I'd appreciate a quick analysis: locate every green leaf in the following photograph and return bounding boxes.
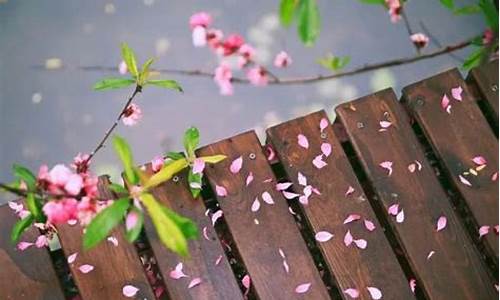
[280,0,297,27]
[138,58,155,85]
[183,127,200,160]
[317,54,351,72]
[140,193,189,256]
[121,43,139,77]
[144,158,188,189]
[93,78,135,91]
[12,164,36,190]
[125,208,144,243]
[161,206,198,239]
[113,135,138,185]
[26,193,43,221]
[440,0,454,10]
[83,198,130,250]
[297,0,320,46]
[478,0,498,29]
[108,183,129,195]
[188,168,202,198]
[166,151,185,161]
[200,155,227,164]
[145,79,183,92]
[11,214,34,243]
[463,46,485,70]
[453,4,480,15]
[357,0,385,5]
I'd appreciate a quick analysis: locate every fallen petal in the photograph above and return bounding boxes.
[479,225,490,238]
[472,156,487,166]
[313,155,328,169]
[122,285,139,297]
[408,163,416,173]
[396,209,405,223]
[354,239,367,249]
[276,182,293,191]
[297,172,307,186]
[230,156,243,174]
[436,216,447,232]
[344,230,353,246]
[343,214,361,224]
[492,172,498,181]
[215,255,223,266]
[188,277,202,289]
[202,226,210,241]
[215,185,228,197]
[67,252,78,264]
[321,143,332,157]
[242,274,251,289]
[283,260,290,273]
[169,262,187,279]
[246,172,254,186]
[367,286,382,300]
[320,118,329,132]
[17,241,34,251]
[79,264,94,274]
[211,210,223,226]
[262,191,274,204]
[295,283,311,294]
[364,219,376,231]
[427,250,435,260]
[251,198,261,212]
[379,161,393,176]
[409,278,416,293]
[107,236,118,247]
[345,186,355,196]
[379,121,392,129]
[451,86,463,101]
[441,94,450,110]
[297,134,309,149]
[299,195,309,205]
[315,231,334,242]
[283,191,300,199]
[344,288,360,298]
[388,203,399,216]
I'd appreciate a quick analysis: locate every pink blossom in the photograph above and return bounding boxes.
[49,164,72,186]
[17,241,34,251]
[386,0,401,23]
[410,33,429,49]
[189,12,212,29]
[483,28,494,45]
[206,29,224,49]
[214,63,233,95]
[238,44,256,68]
[192,26,207,47]
[71,153,90,174]
[43,198,78,224]
[122,103,142,126]
[192,158,206,174]
[151,156,164,173]
[126,211,139,231]
[118,61,128,75]
[274,51,292,68]
[221,34,244,56]
[247,66,268,86]
[64,174,83,196]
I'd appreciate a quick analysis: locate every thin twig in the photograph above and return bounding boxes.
[85,85,142,163]
[419,21,465,63]
[36,36,474,86]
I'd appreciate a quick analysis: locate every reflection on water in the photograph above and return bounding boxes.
[0,0,485,197]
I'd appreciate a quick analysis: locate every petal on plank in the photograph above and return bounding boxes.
[78,264,94,274]
[122,285,139,298]
[343,214,361,224]
[367,286,382,300]
[262,191,274,204]
[379,161,393,176]
[436,216,447,232]
[251,197,261,212]
[344,230,353,246]
[344,288,360,298]
[229,156,243,174]
[188,277,202,289]
[364,219,376,231]
[321,143,332,157]
[451,86,463,101]
[315,231,334,242]
[295,283,311,294]
[479,225,490,238]
[297,134,309,149]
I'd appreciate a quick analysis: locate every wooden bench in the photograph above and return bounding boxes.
[1,60,498,300]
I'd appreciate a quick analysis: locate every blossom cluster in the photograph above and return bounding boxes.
[189,12,292,95]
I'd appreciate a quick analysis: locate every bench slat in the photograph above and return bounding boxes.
[267,111,414,299]
[0,203,65,300]
[142,166,243,300]
[336,89,496,300]
[467,60,499,121]
[198,131,330,299]
[56,176,155,300]
[402,69,499,261]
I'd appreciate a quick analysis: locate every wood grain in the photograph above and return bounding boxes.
[402,69,499,262]
[0,202,65,300]
[141,165,243,300]
[267,110,414,300]
[197,131,331,299]
[336,88,496,300]
[56,176,155,300]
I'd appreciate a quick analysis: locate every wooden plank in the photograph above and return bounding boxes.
[267,110,415,300]
[467,60,499,121]
[141,165,243,300]
[402,69,499,261]
[197,131,331,299]
[336,88,496,300]
[56,176,155,300]
[0,202,65,300]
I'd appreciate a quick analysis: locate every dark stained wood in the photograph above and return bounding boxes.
[0,202,65,300]
[56,176,155,300]
[336,89,496,300]
[267,110,414,300]
[402,69,499,262]
[467,60,499,121]
[141,165,243,300]
[197,131,330,299]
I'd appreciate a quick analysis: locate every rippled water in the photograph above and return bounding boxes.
[0,0,485,199]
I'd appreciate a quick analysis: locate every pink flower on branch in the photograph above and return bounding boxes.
[214,63,234,95]
[122,103,142,126]
[410,33,429,49]
[247,66,268,86]
[274,51,292,68]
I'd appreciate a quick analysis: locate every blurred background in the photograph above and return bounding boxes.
[0,0,486,197]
